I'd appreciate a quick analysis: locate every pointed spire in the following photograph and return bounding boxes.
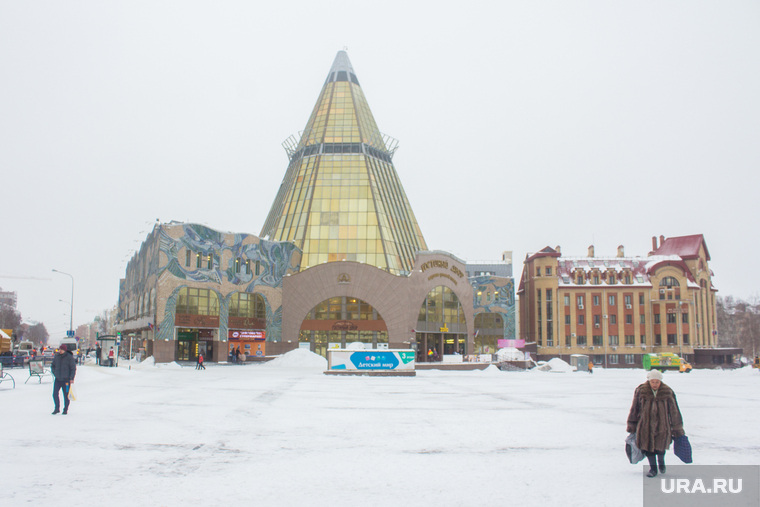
[326,50,358,85]
[261,52,427,274]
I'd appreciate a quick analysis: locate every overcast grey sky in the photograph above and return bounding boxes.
[2,1,758,339]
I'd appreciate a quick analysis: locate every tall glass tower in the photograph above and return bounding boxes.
[261,51,427,274]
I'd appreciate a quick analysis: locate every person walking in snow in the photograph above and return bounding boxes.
[51,344,76,415]
[588,361,594,374]
[196,353,205,370]
[626,369,685,477]
[108,347,115,367]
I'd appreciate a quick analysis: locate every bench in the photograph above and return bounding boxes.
[0,363,15,389]
[25,360,52,384]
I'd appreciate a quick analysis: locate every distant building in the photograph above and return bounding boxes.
[0,287,17,310]
[518,235,734,368]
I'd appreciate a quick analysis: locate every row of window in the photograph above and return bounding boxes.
[175,288,265,319]
[566,312,688,326]
[182,250,261,276]
[542,333,690,347]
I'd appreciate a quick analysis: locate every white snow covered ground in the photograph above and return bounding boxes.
[1,351,758,506]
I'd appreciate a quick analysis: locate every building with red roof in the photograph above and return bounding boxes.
[518,235,736,368]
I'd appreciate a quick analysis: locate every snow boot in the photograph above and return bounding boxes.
[658,455,666,474]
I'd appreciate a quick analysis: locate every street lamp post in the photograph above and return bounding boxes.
[52,269,74,336]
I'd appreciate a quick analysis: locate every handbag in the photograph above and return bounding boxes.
[625,433,645,464]
[67,383,77,402]
[673,435,692,463]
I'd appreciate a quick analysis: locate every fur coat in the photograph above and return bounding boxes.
[626,381,685,453]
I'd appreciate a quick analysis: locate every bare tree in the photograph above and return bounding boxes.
[25,323,49,348]
[0,307,22,341]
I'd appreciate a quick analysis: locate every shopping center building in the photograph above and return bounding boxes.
[116,51,516,362]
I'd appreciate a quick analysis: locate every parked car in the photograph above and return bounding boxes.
[13,350,32,367]
[0,350,31,368]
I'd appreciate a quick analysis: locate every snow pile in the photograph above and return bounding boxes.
[346,342,366,350]
[496,347,524,362]
[478,364,503,376]
[535,357,573,373]
[154,360,183,369]
[263,348,327,369]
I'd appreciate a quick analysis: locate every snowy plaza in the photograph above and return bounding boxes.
[1,351,758,506]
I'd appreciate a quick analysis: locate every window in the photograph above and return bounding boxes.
[660,276,680,288]
[578,314,585,325]
[176,287,220,316]
[564,295,570,306]
[593,295,600,306]
[655,334,662,345]
[608,295,616,306]
[625,335,635,346]
[536,267,541,277]
[639,294,644,305]
[594,315,601,326]
[244,260,251,275]
[593,335,603,346]
[625,354,635,364]
[593,275,600,285]
[682,312,688,324]
[207,255,213,270]
[640,334,646,345]
[577,335,587,346]
[640,315,645,325]
[624,295,632,306]
[545,267,552,276]
[546,289,552,301]
[229,292,266,319]
[235,258,241,273]
[610,315,617,325]
[565,335,572,347]
[565,315,571,325]
[667,334,677,345]
[625,274,631,285]
[625,314,632,324]
[255,261,261,275]
[185,250,192,267]
[654,314,661,324]
[577,295,584,308]
[683,334,689,344]
[609,335,619,346]
[667,313,676,324]
[608,272,616,285]
[609,354,619,364]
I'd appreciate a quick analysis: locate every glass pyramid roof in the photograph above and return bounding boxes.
[261,51,427,274]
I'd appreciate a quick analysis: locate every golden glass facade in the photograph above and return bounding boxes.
[261,51,427,274]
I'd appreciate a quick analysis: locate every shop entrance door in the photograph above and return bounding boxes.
[177,340,193,361]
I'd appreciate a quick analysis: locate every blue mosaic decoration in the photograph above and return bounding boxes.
[470,276,516,340]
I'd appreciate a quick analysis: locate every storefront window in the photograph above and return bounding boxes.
[229,292,265,319]
[176,287,220,316]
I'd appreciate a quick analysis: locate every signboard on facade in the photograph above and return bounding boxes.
[498,339,526,348]
[228,330,266,341]
[328,350,415,372]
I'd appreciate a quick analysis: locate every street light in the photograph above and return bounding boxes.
[52,269,74,336]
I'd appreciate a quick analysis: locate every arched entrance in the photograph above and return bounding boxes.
[416,286,467,361]
[299,296,388,357]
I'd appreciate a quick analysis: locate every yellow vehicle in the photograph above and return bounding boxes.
[0,329,12,354]
[642,353,692,373]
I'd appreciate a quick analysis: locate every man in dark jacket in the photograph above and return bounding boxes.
[51,344,77,415]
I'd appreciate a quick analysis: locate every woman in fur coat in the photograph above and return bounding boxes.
[626,369,685,477]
